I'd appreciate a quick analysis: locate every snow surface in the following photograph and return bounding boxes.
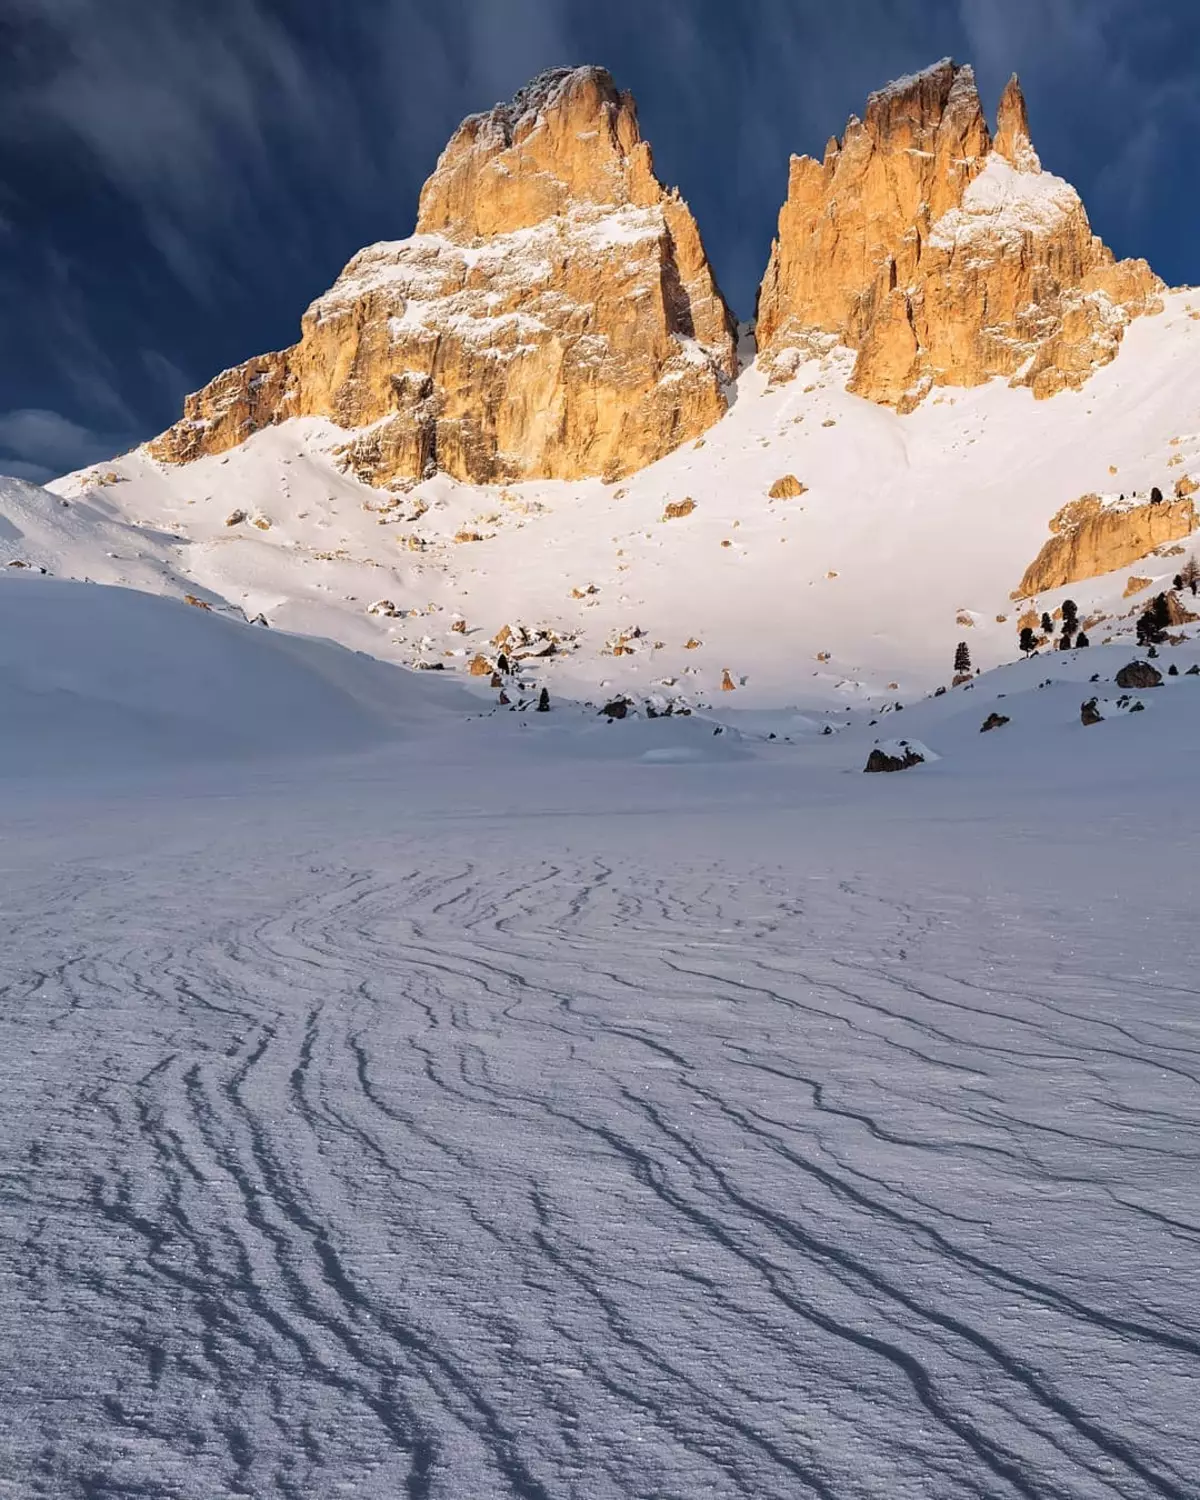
[3,276,1200,1496]
[2,610,1200,1495]
[928,155,1081,250]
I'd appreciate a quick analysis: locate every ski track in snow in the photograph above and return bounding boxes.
[2,814,1199,1499]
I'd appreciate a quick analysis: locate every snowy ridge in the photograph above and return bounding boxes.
[928,156,1080,252]
[37,288,1200,715]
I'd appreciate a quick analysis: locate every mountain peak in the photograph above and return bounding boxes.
[757,60,1161,409]
[150,65,735,487]
[416,64,660,241]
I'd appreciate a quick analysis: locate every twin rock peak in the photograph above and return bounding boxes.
[153,59,1161,488]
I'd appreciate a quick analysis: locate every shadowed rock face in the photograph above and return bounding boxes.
[151,67,737,487]
[756,59,1163,411]
[1016,494,1197,597]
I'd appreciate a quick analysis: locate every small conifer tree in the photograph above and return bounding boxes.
[1062,599,1079,631]
[536,687,550,712]
[1076,632,1090,648]
[1151,485,1164,505]
[1041,612,1053,634]
[1019,626,1037,656]
[954,641,971,674]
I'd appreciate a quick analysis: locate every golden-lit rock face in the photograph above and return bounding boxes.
[151,67,737,486]
[756,60,1163,410]
[1016,494,1196,597]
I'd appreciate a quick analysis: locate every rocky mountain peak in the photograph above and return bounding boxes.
[416,65,662,241]
[150,67,735,487]
[756,59,1162,409]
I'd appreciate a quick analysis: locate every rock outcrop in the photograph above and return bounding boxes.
[756,60,1162,410]
[1016,494,1196,597]
[152,67,736,486]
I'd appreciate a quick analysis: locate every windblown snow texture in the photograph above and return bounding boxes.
[1,765,1196,1499]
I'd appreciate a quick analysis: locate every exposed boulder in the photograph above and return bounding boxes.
[1115,660,1163,689]
[769,475,807,499]
[757,60,1162,410]
[1080,698,1104,726]
[663,498,697,521]
[865,743,925,773]
[980,713,1010,732]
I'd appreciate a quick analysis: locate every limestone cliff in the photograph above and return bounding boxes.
[151,67,736,486]
[1016,494,1196,598]
[756,60,1163,410]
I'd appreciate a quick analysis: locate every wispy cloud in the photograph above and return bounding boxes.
[0,407,124,478]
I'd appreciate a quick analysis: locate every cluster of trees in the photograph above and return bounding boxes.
[1136,593,1172,647]
[1020,597,1092,657]
[1020,600,1089,656]
[1174,557,1200,596]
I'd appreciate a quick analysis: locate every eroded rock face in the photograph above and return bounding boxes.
[152,67,736,486]
[756,60,1162,409]
[1016,494,1196,597]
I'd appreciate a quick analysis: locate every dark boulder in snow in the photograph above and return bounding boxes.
[865,745,925,774]
[980,713,1011,733]
[1115,660,1163,689]
[1081,698,1104,726]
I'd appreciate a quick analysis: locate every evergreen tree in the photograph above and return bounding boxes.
[1040,612,1053,634]
[1062,599,1079,631]
[954,641,971,674]
[1060,632,1074,651]
[1153,592,1172,631]
[1175,574,1184,591]
[1019,626,1037,656]
[1076,632,1090,648]
[1182,557,1200,596]
[536,687,550,713]
[1151,485,1164,505]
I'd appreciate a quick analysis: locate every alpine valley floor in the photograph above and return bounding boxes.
[2,590,1199,1499]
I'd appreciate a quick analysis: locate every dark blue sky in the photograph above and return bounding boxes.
[0,0,1196,481]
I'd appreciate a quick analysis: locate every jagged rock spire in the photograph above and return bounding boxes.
[756,59,1161,409]
[994,74,1040,170]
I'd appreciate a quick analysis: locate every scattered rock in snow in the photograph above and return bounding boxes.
[225,509,247,527]
[600,698,629,720]
[1081,698,1104,725]
[1115,660,1163,689]
[769,475,807,500]
[980,713,1011,733]
[1124,575,1153,597]
[865,744,925,774]
[721,670,736,692]
[662,498,696,521]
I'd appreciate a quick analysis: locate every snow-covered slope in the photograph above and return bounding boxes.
[0,573,476,776]
[35,290,1200,713]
